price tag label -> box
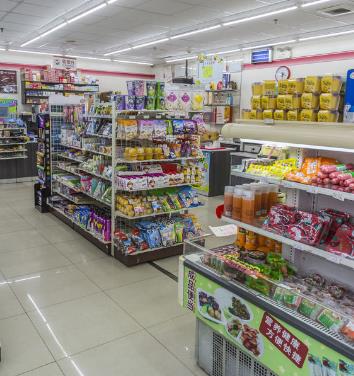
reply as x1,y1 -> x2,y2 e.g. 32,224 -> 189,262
143,115 -> 149,119
128,115 -> 135,120
264,118 -> 275,125
156,115 -> 162,119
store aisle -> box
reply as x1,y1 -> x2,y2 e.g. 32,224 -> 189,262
0,183 -> 223,376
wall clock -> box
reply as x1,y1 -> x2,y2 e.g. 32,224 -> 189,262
275,65 -> 291,81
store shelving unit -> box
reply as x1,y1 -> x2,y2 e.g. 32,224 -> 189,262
43,98 -> 205,264
0,123 -> 28,160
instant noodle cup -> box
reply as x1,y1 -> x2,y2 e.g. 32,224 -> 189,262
318,110 -> 339,123
320,93 -> 340,110
274,110 -> 287,120
261,95 -> 276,110
251,95 -> 262,110
287,78 -> 304,94
276,95 -> 286,110
300,109 -> 318,122
263,110 -> 274,120
321,75 -> 342,94
301,93 -> 319,109
249,109 -> 263,120
278,80 -> 288,95
285,94 -> 301,110
263,80 -> 277,96
287,110 -> 301,121
252,82 -> 263,95
304,76 -> 322,93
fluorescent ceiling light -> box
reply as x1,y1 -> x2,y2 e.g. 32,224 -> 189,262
301,0 -> 332,7
41,22 -> 67,37
0,48 -> 6,51
242,39 -> 296,50
66,55 -> 110,61
113,59 -> 153,65
171,25 -> 221,39
21,35 -> 41,47
107,0 -> 119,3
132,38 -> 169,49
9,49 -> 53,55
104,47 -> 132,56
165,55 -> 198,63
223,6 -> 298,26
226,59 -> 243,63
68,3 -> 107,23
206,48 -> 241,56
299,29 -> 354,41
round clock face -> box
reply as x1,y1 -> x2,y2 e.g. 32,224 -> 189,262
275,66 -> 291,81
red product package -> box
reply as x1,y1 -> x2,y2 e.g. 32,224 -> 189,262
319,209 -> 350,243
263,204 -> 298,234
326,224 -> 354,256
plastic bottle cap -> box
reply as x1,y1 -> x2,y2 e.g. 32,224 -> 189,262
242,189 -> 255,200
233,187 -> 244,196
225,186 -> 234,193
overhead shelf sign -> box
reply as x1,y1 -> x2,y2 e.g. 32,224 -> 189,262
251,48 -> 273,64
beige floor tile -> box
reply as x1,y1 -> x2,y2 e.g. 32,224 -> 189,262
76,257 -> 160,290
0,216 -> 34,235
37,225 -> 83,244
0,244 -> 71,279
58,331 -> 195,376
0,229 -> 49,254
10,265 -> 100,312
106,275 -> 186,328
153,255 -> 180,275
0,281 -> 24,319
0,314 -> 54,376
20,363 -> 64,376
28,292 -> 142,360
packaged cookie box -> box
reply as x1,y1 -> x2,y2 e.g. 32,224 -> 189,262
301,93 -> 320,109
249,110 -> 263,120
300,109 -> 318,122
251,95 -> 262,110
262,80 -> 277,96
320,93 -> 340,110
274,110 -> 287,121
285,94 -> 301,110
287,78 -> 304,94
278,80 -> 288,95
261,95 -> 276,110
318,110 -> 339,123
321,75 -> 343,94
287,110 -> 301,121
263,110 -> 274,120
304,76 -> 322,93
252,82 -> 263,95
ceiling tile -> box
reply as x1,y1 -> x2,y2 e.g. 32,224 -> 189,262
137,0 -> 193,16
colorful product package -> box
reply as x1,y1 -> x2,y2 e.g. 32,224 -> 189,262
116,95 -> 126,111
135,96 -> 145,110
251,95 -> 262,110
321,75 -> 342,94
278,80 -> 288,95
304,76 -> 322,93
179,92 -> 191,111
126,95 -> 136,110
146,81 -> 156,97
157,81 -> 165,97
156,96 -> 165,110
146,96 -> 156,110
320,93 -> 340,111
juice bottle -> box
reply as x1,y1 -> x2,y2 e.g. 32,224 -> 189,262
274,241 -> 282,253
236,227 -> 246,249
224,186 -> 234,217
268,185 -> 279,210
245,230 -> 258,251
241,189 -> 255,223
249,185 -> 262,218
260,185 -> 269,216
232,187 -> 244,220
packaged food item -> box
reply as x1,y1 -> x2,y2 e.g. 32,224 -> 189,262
274,110 -> 287,120
251,95 -> 262,110
262,110 -> 274,120
146,81 -> 156,97
304,76 -> 322,93
287,110 -> 301,121
340,321 -> 354,343
317,309 -> 344,331
236,227 -> 246,248
249,110 -> 263,120
224,186 -> 234,217
301,93 -> 320,109
263,80 -> 276,96
245,230 -> 258,251
276,95 -> 286,110
241,189 -> 255,223
278,80 -> 288,95
321,75 -> 342,93
320,93 -> 340,110
242,109 -> 251,119
261,96 -> 276,110
232,187 -> 244,220
287,78 -> 304,94
285,94 -> 301,110
298,298 -> 323,319
318,110 -> 339,123
252,82 -> 263,95
300,109 -> 318,122
145,96 -> 156,110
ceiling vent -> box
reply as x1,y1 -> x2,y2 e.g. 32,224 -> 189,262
318,3 -> 354,16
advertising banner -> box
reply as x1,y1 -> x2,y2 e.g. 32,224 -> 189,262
0,70 -> 17,93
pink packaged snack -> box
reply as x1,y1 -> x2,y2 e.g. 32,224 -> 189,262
263,204 -> 298,234
326,224 -> 354,256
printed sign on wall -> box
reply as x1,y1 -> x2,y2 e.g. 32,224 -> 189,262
0,70 -> 17,93
53,56 -> 77,70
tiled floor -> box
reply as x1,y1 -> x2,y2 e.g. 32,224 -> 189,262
0,182 -> 224,376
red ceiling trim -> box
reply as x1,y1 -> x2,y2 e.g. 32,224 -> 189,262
0,61 -> 155,79
242,50 -> 354,70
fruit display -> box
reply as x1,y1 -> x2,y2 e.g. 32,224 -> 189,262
198,291 -> 222,321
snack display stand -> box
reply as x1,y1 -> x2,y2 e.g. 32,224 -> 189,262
178,120 -> 354,376
44,94 -> 206,265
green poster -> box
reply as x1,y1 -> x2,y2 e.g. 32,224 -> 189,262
183,267 -> 353,376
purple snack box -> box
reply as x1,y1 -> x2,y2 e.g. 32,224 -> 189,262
134,80 -> 145,96
116,95 -> 126,111
126,95 -> 136,110
126,81 -> 135,96
135,96 -> 146,110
